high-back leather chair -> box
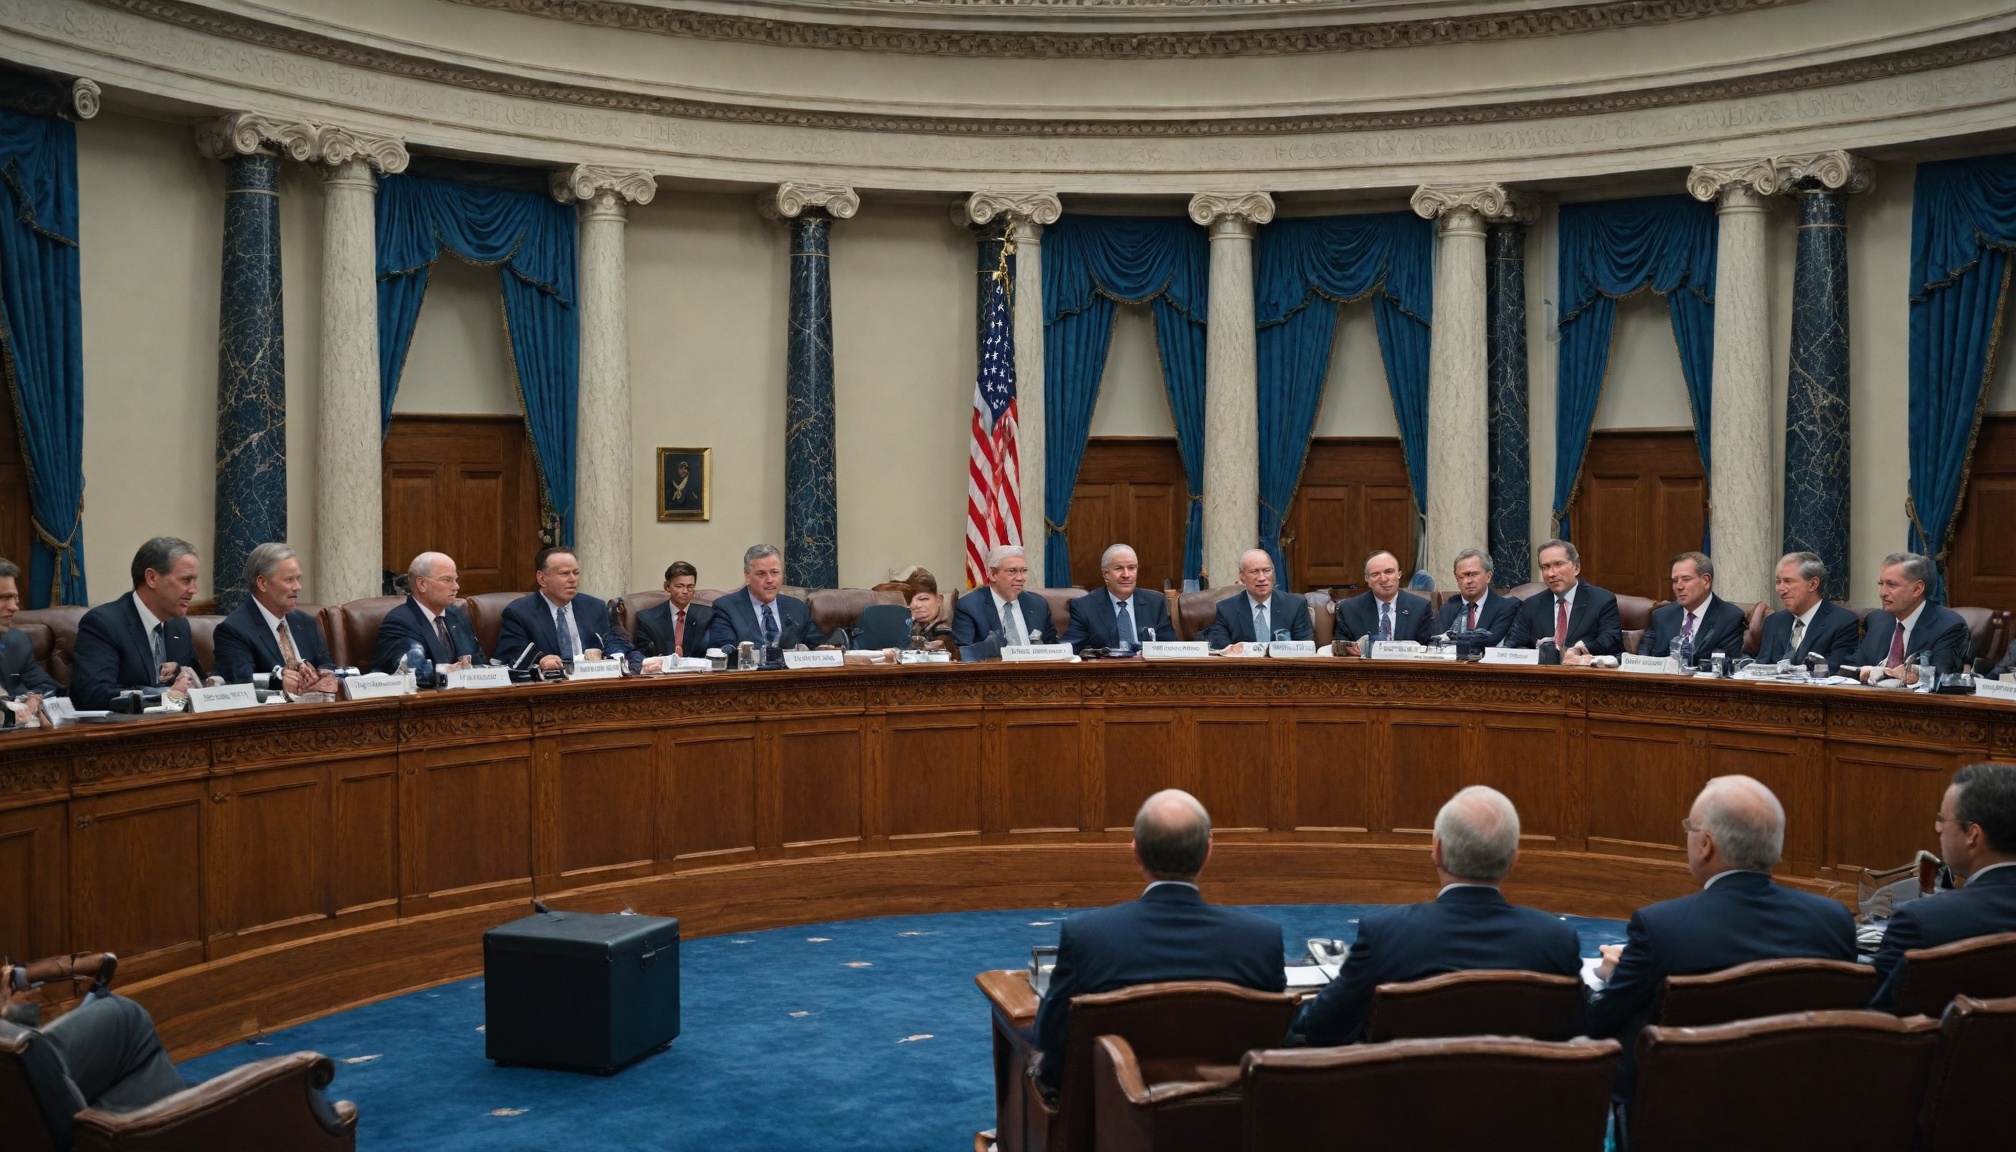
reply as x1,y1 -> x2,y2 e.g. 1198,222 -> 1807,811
807,588 -> 904,640
1502,582 -> 1546,602
1948,607 -> 2009,670
323,596 -> 405,670
612,589 -> 670,637
460,592 -> 522,661
1304,591 -> 1334,648
1237,1036 -> 1621,1152
1656,957 -> 1878,1028
186,615 -> 223,678
1616,595 -> 1656,634
1628,1011 -> 1940,1152
15,606 -> 88,687
1173,587 -> 1243,642
1363,970 -> 1586,1043
13,621 -> 56,685
1891,931 -> 2016,1018
1032,588 -> 1088,639
1091,1034 -> 1244,1152
1916,994 -> 2016,1152
1740,600 -> 1771,656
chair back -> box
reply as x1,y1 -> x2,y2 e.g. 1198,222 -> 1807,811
854,604 -> 913,649
612,589 -> 670,636
14,606 -> 86,687
1741,600 -> 1770,656
0,1022 -> 82,1152
1615,595 -> 1656,632
808,588 -> 905,639
1364,969 -> 1586,1042
186,615 -> 224,678
1032,588 -> 1089,637
324,596 -> 405,670
1918,995 -> 2016,1152
1502,582 -> 1546,602
460,592 -> 521,660
1656,957 -> 1878,1028
1893,931 -> 2016,1018
1238,1036 -> 1619,1151
1948,607 -> 2009,670
1628,1010 -> 1939,1152
1304,591 -> 1334,648
1173,587 -> 1244,642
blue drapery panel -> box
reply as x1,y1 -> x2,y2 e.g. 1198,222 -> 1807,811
1041,216 -> 1209,585
0,110 -> 85,606
377,173 -> 579,544
1253,212 -> 1435,578
1553,196 -> 1717,539
1905,152 -> 2016,601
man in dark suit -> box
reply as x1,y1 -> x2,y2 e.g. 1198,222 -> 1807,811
1293,785 -> 1581,1046
703,543 -> 828,653
211,543 -> 337,692
495,547 -> 634,673
1033,789 -> 1285,1092
1756,551 -> 1860,673
374,551 -> 486,674
1,954 -> 190,1129
631,560 -> 713,663
0,559 -> 60,728
1433,548 -> 1519,646
1638,551 -> 1749,664
1869,762 -> 2016,1010
1851,552 -> 1972,684
1587,775 -> 1855,1100
1060,544 -> 1175,654
1202,549 -> 1313,650
71,537 -> 204,711
1335,549 -> 1432,652
952,544 -> 1057,651
1506,538 -> 1624,661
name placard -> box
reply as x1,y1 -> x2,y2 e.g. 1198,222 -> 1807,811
1368,641 -> 1423,660
1974,678 -> 2016,703
341,673 -> 412,700
1733,662 -> 1785,680
1003,644 -> 1075,663
1267,641 -> 1321,658
1142,641 -> 1210,660
443,665 -> 513,690
1619,653 -> 1682,675
782,650 -> 846,670
652,657 -> 713,674
567,658 -> 625,681
1220,643 -> 1269,658
1480,647 -> 1541,666
898,649 -> 952,665
188,683 -> 261,713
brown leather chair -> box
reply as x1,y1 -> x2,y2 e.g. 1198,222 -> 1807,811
1655,957 -> 1877,1028
1616,595 -> 1656,634
1173,587 -> 1244,643
1503,582 -> 1546,602
1304,591 -> 1334,648
323,596 -> 405,670
1031,588 -> 1089,639
1237,1036 -> 1621,1152
1362,969 -> 1586,1043
15,606 -> 87,687
461,592 -> 522,660
1739,600 -> 1771,657
1622,628 -> 1644,654
808,588 -> 905,639
1891,930 -> 2016,1018
1916,994 -> 2016,1152
1948,607 -> 2010,669
13,621 -> 56,685
1092,1035 -> 1244,1152
1627,1011 -> 1940,1152
613,589 -> 671,637
185,615 -> 223,678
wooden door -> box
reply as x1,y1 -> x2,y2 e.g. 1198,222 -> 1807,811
1571,429 -> 1706,600
382,415 -> 539,596
1285,439 -> 1415,596
1946,414 -> 2016,614
0,370 -> 33,572
1066,438 -> 1187,590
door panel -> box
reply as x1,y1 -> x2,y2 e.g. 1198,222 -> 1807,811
1572,430 -> 1706,601
1287,439 -> 1415,595
1066,439 -> 1188,590
382,415 -> 539,595
1946,414 -> 2016,619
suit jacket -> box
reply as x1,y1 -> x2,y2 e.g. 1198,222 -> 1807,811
211,599 -> 335,684
1292,886 -> 1583,1047
1202,592 -> 1315,648
951,589 -> 1059,648
1868,863 -> 2016,1010
1756,601 -> 1862,673
374,596 -> 485,674
631,601 -> 715,659
0,628 -> 61,698
1060,589 -> 1176,653
1850,603 -> 1972,675
1034,883 -> 1285,1090
1587,870 -> 1856,1098
494,592 -> 633,665
1434,591 -> 1521,648
1505,581 -> 1625,657
702,587 -> 828,651
1334,591 -> 1434,647
1639,595 -> 1750,662
71,593 -> 204,711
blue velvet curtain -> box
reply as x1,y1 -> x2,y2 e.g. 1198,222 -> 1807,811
1905,153 -> 2016,601
0,110 -> 85,606
377,173 -> 580,544
1553,196 -> 1717,540
1041,216 -> 1209,586
1253,212 -> 1435,579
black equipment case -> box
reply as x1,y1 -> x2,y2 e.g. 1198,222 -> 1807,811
483,910 -> 681,1074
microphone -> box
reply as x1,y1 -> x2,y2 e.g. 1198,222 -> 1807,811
509,643 -> 538,671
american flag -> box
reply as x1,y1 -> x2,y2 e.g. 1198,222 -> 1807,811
965,257 -> 1021,589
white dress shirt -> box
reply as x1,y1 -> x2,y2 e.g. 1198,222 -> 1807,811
253,598 -> 302,664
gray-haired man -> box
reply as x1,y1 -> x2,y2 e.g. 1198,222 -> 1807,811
211,542 -> 337,690
703,544 -> 828,652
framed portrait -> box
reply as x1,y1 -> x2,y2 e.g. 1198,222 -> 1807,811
657,448 -> 711,522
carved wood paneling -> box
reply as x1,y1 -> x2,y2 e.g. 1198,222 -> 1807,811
70,780 -> 206,978
0,802 -> 65,962
663,725 -> 759,861
543,732 -> 655,887
885,713 -> 984,840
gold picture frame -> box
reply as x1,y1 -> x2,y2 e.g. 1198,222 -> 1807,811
656,448 -> 712,522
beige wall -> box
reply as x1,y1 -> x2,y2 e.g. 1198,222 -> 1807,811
1090,303 -> 1178,439
1311,301 -> 1403,439
392,256 -> 520,418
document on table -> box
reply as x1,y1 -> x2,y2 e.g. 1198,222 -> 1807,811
1581,956 -> 1608,991
1284,963 -> 1340,989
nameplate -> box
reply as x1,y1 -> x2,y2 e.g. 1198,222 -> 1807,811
443,666 -> 513,690
567,658 -> 625,681
653,657 -> 713,674
783,650 -> 846,670
1619,653 -> 1682,675
1267,641 -> 1321,659
188,683 -> 261,713
341,673 -> 412,700
1219,643 -> 1269,658
1002,644 -> 1075,663
1142,641 -> 1210,660
1974,678 -> 2016,703
1367,641 -> 1423,660
898,649 -> 952,665
1480,647 -> 1541,665
1733,662 -> 1785,680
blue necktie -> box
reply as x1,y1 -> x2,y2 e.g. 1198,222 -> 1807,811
761,603 -> 780,646
557,607 -> 579,660
1379,602 -> 1393,642
1116,598 -> 1134,647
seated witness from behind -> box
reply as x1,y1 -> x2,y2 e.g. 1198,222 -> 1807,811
1505,538 -> 1623,662
899,568 -> 952,650
71,537 -> 204,711
1433,548 -> 1519,646
1334,550 -> 1432,653
0,558 -> 61,728
1851,552 -> 1972,684
1586,775 -> 1854,1100
703,543 -> 828,652
1292,785 -> 1581,1046
1061,544 -> 1175,654
1756,551 -> 1861,673
211,542 -> 336,693
953,545 -> 1056,650
374,551 -> 485,674
1638,551 -> 1748,664
631,561 -> 713,661
0,955 -> 192,1136
1868,762 -> 2016,1010
1033,789 -> 1285,1093
1203,548 -> 1312,651
497,548 -> 634,673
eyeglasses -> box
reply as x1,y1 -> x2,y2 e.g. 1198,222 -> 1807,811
1681,818 -> 1704,837
1933,811 -> 1972,830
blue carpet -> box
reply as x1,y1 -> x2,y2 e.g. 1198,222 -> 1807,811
178,904 -> 1626,1151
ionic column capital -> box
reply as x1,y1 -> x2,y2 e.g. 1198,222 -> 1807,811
312,126 -> 408,174
195,113 -> 408,175
1410,183 -> 1537,228
1188,192 -> 1275,236
550,165 -> 657,211
759,182 -> 859,221
962,191 -> 1062,232
1687,151 -> 1873,204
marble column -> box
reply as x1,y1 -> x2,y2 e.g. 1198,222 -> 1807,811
1486,219 -> 1534,585
966,192 -> 1061,583
761,183 -> 858,590
554,166 -> 657,598
1189,192 -> 1274,587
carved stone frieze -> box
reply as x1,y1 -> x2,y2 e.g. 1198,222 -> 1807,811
550,164 -> 658,206
759,183 -> 860,220
964,191 -> 1063,228
193,112 -> 319,162
1187,192 -> 1275,228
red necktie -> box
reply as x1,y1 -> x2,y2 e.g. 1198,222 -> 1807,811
1466,602 -> 1477,631
674,609 -> 686,655
1554,597 -> 1568,647
1885,618 -> 1906,667
434,615 -> 451,654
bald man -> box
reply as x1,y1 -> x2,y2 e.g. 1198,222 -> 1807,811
1587,775 -> 1855,1101
374,552 -> 486,674
1203,549 -> 1313,650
